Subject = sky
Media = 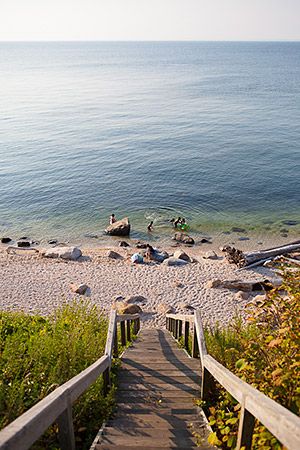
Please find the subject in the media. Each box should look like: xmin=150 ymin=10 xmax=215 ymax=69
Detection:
xmin=0 ymin=0 xmax=299 ymax=41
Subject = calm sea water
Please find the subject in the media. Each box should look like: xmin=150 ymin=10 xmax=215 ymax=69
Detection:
xmin=0 ymin=42 xmax=299 ymax=244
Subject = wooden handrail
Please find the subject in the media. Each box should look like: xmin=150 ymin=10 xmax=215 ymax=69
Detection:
xmin=166 ymin=312 xmax=300 ymax=450
xmin=0 ymin=311 xmax=140 ymax=450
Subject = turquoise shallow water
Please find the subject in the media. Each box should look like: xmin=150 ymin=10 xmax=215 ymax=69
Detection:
xmin=0 ymin=42 xmax=299 ymax=244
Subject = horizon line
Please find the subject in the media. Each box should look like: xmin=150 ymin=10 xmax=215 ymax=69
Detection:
xmin=0 ymin=39 xmax=300 ymax=43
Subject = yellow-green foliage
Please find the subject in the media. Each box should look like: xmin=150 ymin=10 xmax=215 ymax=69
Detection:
xmin=0 ymin=301 xmax=114 ymax=449
xmin=204 ymin=270 xmax=300 ymax=449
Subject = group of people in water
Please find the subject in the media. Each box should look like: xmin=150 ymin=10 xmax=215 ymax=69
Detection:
xmin=109 ymin=214 xmax=188 ymax=233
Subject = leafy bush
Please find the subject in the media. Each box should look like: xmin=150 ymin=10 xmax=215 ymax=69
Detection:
xmin=204 ymin=270 xmax=300 ymax=449
xmin=0 ymin=301 xmax=114 ymax=449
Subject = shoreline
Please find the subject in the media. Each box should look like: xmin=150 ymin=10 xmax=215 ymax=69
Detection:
xmin=0 ymin=235 xmax=285 ymax=328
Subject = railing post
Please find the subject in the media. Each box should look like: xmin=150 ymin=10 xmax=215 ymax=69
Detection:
xmin=236 ymin=406 xmax=255 ymax=450
xmin=175 ymin=320 xmax=179 ymax=339
xmin=184 ymin=321 xmax=189 ymax=351
xmin=137 ymin=317 xmax=140 ymax=332
xmin=126 ymin=319 xmax=131 ymax=342
xmin=192 ymin=324 xmax=199 ymax=358
xmin=178 ymin=320 xmax=183 ymax=338
xmin=113 ymin=326 xmax=119 ymax=358
xmin=57 ymin=403 xmax=76 ymax=450
xmin=166 ymin=317 xmax=169 ymax=330
xmin=120 ymin=321 xmax=126 ymax=346
xmin=103 ymin=367 xmax=110 ymax=396
xmin=201 ymin=367 xmax=214 ymax=401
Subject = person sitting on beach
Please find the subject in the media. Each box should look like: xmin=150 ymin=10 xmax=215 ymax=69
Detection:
xmin=145 ymin=243 xmax=155 ymax=260
xmin=174 ymin=217 xmax=181 ymax=228
xmin=147 ymin=221 xmax=153 ymax=232
xmin=109 ymin=214 xmax=116 ymax=225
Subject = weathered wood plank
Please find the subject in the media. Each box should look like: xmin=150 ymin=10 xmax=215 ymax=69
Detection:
xmin=57 ymin=404 xmax=76 ymax=450
xmin=204 ymin=354 xmax=300 ymax=450
xmin=0 ymin=355 xmax=109 ymax=450
xmin=105 ymin=310 xmax=117 ymax=360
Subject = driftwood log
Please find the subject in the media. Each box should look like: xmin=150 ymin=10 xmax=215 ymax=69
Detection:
xmin=207 ymin=279 xmax=275 ymax=292
xmin=222 ymin=240 xmax=300 ymax=268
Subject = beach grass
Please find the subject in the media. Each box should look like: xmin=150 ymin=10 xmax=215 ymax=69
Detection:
xmin=0 ymin=301 xmax=115 ymax=449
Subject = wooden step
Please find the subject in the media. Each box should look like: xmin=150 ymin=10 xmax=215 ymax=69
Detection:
xmin=107 ymin=413 xmax=201 ymax=426
xmin=95 ymin=445 xmax=201 ymax=450
xmin=98 ymin=434 xmax=197 ymax=447
xmin=111 ymin=405 xmax=199 ymax=415
xmin=118 ymin=383 xmax=199 ymax=392
xmin=103 ymin=426 xmax=194 ymax=438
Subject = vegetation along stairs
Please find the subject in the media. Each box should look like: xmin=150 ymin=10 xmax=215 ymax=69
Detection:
xmin=92 ymin=328 xmax=213 ymax=450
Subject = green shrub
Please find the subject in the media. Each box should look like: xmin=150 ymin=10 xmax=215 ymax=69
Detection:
xmin=204 ymin=270 xmax=300 ymax=449
xmin=0 ymin=301 xmax=114 ymax=449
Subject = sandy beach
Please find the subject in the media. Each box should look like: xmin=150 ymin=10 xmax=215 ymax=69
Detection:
xmin=0 ymin=238 xmax=283 ymax=328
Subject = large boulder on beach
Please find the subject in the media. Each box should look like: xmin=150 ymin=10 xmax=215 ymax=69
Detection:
xmin=173 ymin=233 xmax=194 ymax=245
xmin=157 ymin=303 xmax=175 ymax=314
xmin=107 ymin=250 xmax=123 ymax=260
xmin=105 ymin=217 xmax=130 ymax=236
xmin=126 ymin=295 xmax=147 ymax=304
xmin=113 ymin=301 xmax=142 ymax=314
xmin=43 ymin=246 xmax=82 ymax=261
xmin=173 ymin=250 xmax=190 ymax=261
xmin=202 ymin=251 xmax=218 ymax=260
xmin=70 ymin=283 xmax=89 ymax=295
xmin=163 ymin=257 xmax=188 ymax=267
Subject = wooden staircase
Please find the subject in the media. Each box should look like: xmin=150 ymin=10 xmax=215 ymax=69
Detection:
xmin=93 ymin=328 xmax=213 ymax=449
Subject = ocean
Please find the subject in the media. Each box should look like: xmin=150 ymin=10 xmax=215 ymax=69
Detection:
xmin=0 ymin=41 xmax=299 ymax=245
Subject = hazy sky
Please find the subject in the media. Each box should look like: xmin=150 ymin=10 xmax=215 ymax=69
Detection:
xmin=0 ymin=0 xmax=299 ymax=41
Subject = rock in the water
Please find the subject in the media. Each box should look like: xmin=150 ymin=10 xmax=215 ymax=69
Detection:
xmin=282 ymin=220 xmax=298 ymax=226
xmin=173 ymin=233 xmax=194 ymax=245
xmin=48 ymin=239 xmax=58 ymax=245
xmin=231 ymin=227 xmax=246 ymax=233
xmin=43 ymin=246 xmax=82 ymax=261
xmin=157 ymin=303 xmax=175 ymax=314
xmin=202 ymin=251 xmax=218 ymax=260
xmin=105 ymin=217 xmax=130 ymax=236
xmin=173 ymin=250 xmax=190 ymax=261
xmin=126 ymin=295 xmax=147 ymax=304
xmin=17 ymin=240 xmax=31 ymax=247
xmin=200 ymin=238 xmax=212 ymax=244
xmin=163 ymin=257 xmax=188 ymax=266
xmin=1 ymin=237 xmax=12 ymax=244
xmin=119 ymin=241 xmax=130 ymax=247
xmin=107 ymin=250 xmax=123 ymax=260
xmin=234 ymin=291 xmax=250 ymax=301
xmin=70 ymin=283 xmax=89 ymax=295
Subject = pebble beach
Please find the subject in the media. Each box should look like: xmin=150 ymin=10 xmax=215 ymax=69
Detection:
xmin=0 ymin=237 xmax=284 ymax=328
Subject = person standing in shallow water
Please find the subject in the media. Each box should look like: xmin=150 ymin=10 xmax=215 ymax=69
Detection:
xmin=147 ymin=221 xmax=153 ymax=232
xmin=174 ymin=217 xmax=181 ymax=228
xmin=109 ymin=214 xmax=116 ymax=225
